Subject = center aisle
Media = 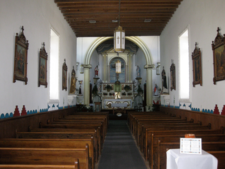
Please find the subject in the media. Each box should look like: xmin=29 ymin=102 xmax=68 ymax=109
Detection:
xmin=98 ymin=120 xmax=148 ymax=169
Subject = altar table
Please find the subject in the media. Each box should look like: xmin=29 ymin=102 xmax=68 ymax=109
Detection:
xmin=102 ymin=99 xmax=133 ymax=109
xmin=111 ymin=103 xmax=128 ymax=114
xmin=166 ymin=149 xmax=218 ymax=169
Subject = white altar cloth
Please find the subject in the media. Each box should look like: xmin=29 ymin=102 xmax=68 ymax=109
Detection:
xmin=103 ymin=99 xmax=133 ymax=109
xmin=166 ymin=149 xmax=218 ymax=169
xmin=111 ymin=103 xmax=127 ymax=108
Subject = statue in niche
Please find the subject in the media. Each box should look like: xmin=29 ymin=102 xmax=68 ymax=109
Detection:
xmin=69 ymin=66 xmax=76 ymax=94
xmin=95 ymin=65 xmax=99 ymax=77
xmin=136 ymin=66 xmax=141 ymax=77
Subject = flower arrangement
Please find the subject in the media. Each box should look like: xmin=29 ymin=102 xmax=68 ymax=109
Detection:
xmin=124 ymin=85 xmax=131 ymax=92
xmin=105 ymin=85 xmax=113 ymax=91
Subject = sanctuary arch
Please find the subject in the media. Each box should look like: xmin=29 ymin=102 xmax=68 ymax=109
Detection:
xmin=82 ymin=37 xmax=154 ymax=111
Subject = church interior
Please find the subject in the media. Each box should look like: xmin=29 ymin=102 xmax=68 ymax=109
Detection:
xmin=1 ymin=0 xmax=225 ymax=169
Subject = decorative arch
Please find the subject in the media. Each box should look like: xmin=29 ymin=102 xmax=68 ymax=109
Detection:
xmin=84 ymin=36 xmax=153 ymax=65
xmin=83 ymin=36 xmax=154 ymax=111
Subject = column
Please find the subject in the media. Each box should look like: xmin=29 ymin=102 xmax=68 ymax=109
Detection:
xmin=126 ymin=65 xmax=128 ymax=82
xmin=128 ymin=53 xmax=133 ymax=83
xmin=108 ymin=65 xmax=110 ymax=83
xmin=103 ymin=53 xmax=108 ymax=83
xmin=145 ymin=64 xmax=154 ymax=111
xmin=83 ymin=64 xmax=92 ymax=106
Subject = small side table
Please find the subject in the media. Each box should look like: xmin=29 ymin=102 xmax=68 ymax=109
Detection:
xmin=166 ymin=149 xmax=218 ymax=169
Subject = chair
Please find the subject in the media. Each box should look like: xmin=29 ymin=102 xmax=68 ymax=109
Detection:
xmin=94 ymin=102 xmax=101 ymax=112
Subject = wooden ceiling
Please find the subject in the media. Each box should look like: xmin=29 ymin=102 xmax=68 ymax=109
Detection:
xmin=54 ymin=0 xmax=183 ymax=37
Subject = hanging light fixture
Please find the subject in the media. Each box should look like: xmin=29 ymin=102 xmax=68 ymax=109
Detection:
xmin=114 ymin=0 xmax=125 ymax=52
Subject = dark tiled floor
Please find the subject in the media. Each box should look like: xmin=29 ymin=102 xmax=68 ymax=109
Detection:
xmin=98 ymin=120 xmax=148 ymax=169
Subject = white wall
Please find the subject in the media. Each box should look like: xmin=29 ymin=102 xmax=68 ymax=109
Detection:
xmin=90 ymin=50 xmax=99 ymax=84
xmin=0 ymin=0 xmax=76 ymax=116
xmin=160 ymin=0 xmax=225 ymax=112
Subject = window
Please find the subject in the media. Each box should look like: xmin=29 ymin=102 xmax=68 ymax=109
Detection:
xmin=49 ymin=29 xmax=59 ymax=101
xmin=179 ymin=29 xmax=189 ymax=100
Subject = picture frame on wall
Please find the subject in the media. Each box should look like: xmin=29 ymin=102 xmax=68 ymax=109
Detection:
xmin=170 ymin=63 xmax=176 ymax=91
xmin=62 ymin=59 xmax=68 ymax=91
xmin=212 ymin=27 xmax=225 ymax=85
xmin=38 ymin=43 xmax=48 ymax=88
xmin=13 ymin=26 xmax=29 ymax=84
xmin=192 ymin=42 xmax=202 ymax=87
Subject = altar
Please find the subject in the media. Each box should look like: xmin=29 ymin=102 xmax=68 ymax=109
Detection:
xmin=100 ymin=83 xmax=134 ymax=110
xmin=102 ymin=99 xmax=133 ymax=109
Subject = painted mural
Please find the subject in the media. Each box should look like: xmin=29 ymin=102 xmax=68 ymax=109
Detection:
xmin=110 ymin=57 xmax=125 ymax=83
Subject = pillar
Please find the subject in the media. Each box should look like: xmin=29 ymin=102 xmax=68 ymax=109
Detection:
xmin=82 ymin=64 xmax=92 ymax=106
xmin=102 ymin=53 xmax=108 ymax=83
xmin=145 ymin=64 xmax=154 ymax=111
xmin=128 ymin=53 xmax=133 ymax=83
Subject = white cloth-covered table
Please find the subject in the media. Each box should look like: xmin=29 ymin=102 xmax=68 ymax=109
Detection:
xmin=111 ymin=103 xmax=127 ymax=108
xmin=166 ymin=149 xmax=218 ymax=169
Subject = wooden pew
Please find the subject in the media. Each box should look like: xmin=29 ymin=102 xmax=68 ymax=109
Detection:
xmin=141 ymin=124 xmax=212 ymax=158
xmin=137 ymin=121 xmax=199 ymax=144
xmin=39 ymin=123 xmax=105 ymax=145
xmin=158 ymin=142 xmax=225 ymax=169
xmin=128 ymin=112 xmax=177 ymax=130
xmin=29 ymin=127 xmax=101 ymax=152
xmin=0 ymin=164 xmax=78 ymax=169
xmin=207 ymin=151 xmax=225 ymax=169
xmin=16 ymin=131 xmax=99 ymax=164
xmin=0 ymin=147 xmax=89 ymax=169
xmin=50 ymin=120 xmax=107 ymax=142
xmin=0 ymin=139 xmax=94 ymax=169
xmin=145 ymin=128 xmax=224 ymax=168
xmin=62 ymin=115 xmax=108 ymax=138
xmin=133 ymin=119 xmax=191 ymax=140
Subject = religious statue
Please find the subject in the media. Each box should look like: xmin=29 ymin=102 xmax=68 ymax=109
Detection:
xmin=153 ymin=84 xmax=159 ymax=96
xmin=136 ymin=66 xmax=141 ymax=77
xmin=79 ymin=86 xmax=82 ymax=94
xmin=161 ymin=67 xmax=169 ymax=93
xmin=69 ymin=66 xmax=76 ymax=94
xmin=95 ymin=65 xmax=99 ymax=77
xmin=114 ymin=80 xmax=121 ymax=99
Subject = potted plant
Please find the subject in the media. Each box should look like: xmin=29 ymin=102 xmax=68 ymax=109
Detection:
xmin=105 ymin=85 xmax=113 ymax=92
xmin=124 ymin=85 xmax=131 ymax=92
